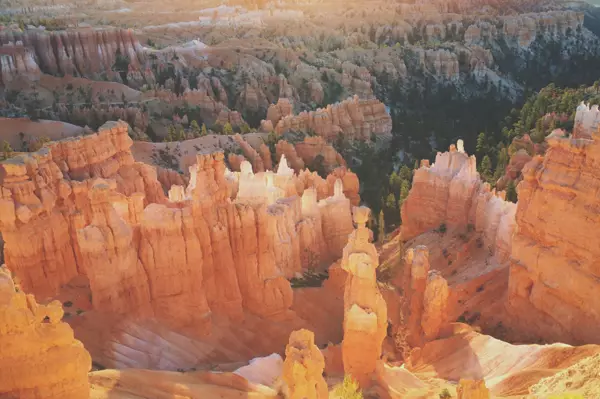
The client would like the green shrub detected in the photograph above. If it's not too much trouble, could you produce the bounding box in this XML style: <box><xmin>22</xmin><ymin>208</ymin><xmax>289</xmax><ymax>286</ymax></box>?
<box><xmin>439</xmin><ymin>388</ymin><xmax>452</xmax><ymax>399</ymax></box>
<box><xmin>332</xmin><ymin>375</ymin><xmax>363</xmax><ymax>399</ymax></box>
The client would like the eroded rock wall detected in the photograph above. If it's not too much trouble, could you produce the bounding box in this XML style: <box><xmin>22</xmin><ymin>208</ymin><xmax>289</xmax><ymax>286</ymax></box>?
<box><xmin>0</xmin><ymin>267</ymin><xmax>91</xmax><ymax>398</ymax></box>
<box><xmin>272</xmin><ymin>96</ymin><xmax>392</xmax><ymax>141</ymax></box>
<box><xmin>0</xmin><ymin>28</ymin><xmax>151</xmax><ymax>84</ymax></box>
<box><xmin>401</xmin><ymin>140</ymin><xmax>516</xmax><ymax>261</ymax></box>
<box><xmin>507</xmin><ymin>133</ymin><xmax>600</xmax><ymax>344</ymax></box>
<box><xmin>0</xmin><ymin>121</ymin><xmax>354</xmax><ymax>329</ymax></box>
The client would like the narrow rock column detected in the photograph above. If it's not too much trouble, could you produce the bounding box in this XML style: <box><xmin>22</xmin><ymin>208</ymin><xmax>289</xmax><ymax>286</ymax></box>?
<box><xmin>341</xmin><ymin>206</ymin><xmax>388</xmax><ymax>388</ymax></box>
<box><xmin>403</xmin><ymin>246</ymin><xmax>449</xmax><ymax>347</ymax></box>
<box><xmin>283</xmin><ymin>329</ymin><xmax>328</xmax><ymax>399</ymax></box>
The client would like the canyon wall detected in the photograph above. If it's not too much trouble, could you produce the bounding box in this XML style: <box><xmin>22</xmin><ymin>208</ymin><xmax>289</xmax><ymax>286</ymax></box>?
<box><xmin>0</xmin><ymin>28</ymin><xmax>151</xmax><ymax>84</ymax></box>
<box><xmin>0</xmin><ymin>267</ymin><xmax>91</xmax><ymax>398</ymax></box>
<box><xmin>0</xmin><ymin>121</ymin><xmax>355</xmax><ymax>329</ymax></box>
<box><xmin>401</xmin><ymin>140</ymin><xmax>516</xmax><ymax>261</ymax></box>
<box><xmin>267</xmin><ymin>96</ymin><xmax>392</xmax><ymax>141</ymax></box>
<box><xmin>507</xmin><ymin>132</ymin><xmax>600</xmax><ymax>344</ymax></box>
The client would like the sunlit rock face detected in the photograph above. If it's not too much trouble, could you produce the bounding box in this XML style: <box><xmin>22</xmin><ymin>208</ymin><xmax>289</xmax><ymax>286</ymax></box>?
<box><xmin>0</xmin><ymin>122</ymin><xmax>355</xmax><ymax>330</ymax></box>
<box><xmin>401</xmin><ymin>140</ymin><xmax>516</xmax><ymax>262</ymax></box>
<box><xmin>402</xmin><ymin>246</ymin><xmax>449</xmax><ymax>348</ymax></box>
<box><xmin>341</xmin><ymin>207</ymin><xmax>387</xmax><ymax>389</ymax></box>
<box><xmin>283</xmin><ymin>329</ymin><xmax>328</xmax><ymax>399</ymax></box>
<box><xmin>507</xmin><ymin>132</ymin><xmax>600</xmax><ymax>345</ymax></box>
<box><xmin>272</xmin><ymin>96</ymin><xmax>392</xmax><ymax>141</ymax></box>
<box><xmin>0</xmin><ymin>267</ymin><xmax>92</xmax><ymax>398</ymax></box>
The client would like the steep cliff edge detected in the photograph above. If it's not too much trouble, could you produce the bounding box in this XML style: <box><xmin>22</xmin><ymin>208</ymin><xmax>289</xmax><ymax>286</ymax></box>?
<box><xmin>0</xmin><ymin>267</ymin><xmax>91</xmax><ymax>398</ymax></box>
<box><xmin>401</xmin><ymin>140</ymin><xmax>516</xmax><ymax>262</ymax></box>
<box><xmin>507</xmin><ymin>131</ymin><xmax>600</xmax><ymax>344</ymax></box>
<box><xmin>0</xmin><ymin>121</ymin><xmax>355</xmax><ymax>329</ymax></box>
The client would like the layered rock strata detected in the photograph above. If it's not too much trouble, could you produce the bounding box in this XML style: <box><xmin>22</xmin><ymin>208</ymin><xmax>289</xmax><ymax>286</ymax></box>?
<box><xmin>0</xmin><ymin>121</ymin><xmax>355</xmax><ymax>329</ymax></box>
<box><xmin>282</xmin><ymin>329</ymin><xmax>328</xmax><ymax>399</ymax></box>
<box><xmin>270</xmin><ymin>96</ymin><xmax>392</xmax><ymax>141</ymax></box>
<box><xmin>341</xmin><ymin>206</ymin><xmax>387</xmax><ymax>388</ymax></box>
<box><xmin>0</xmin><ymin>267</ymin><xmax>91</xmax><ymax>398</ymax></box>
<box><xmin>401</xmin><ymin>141</ymin><xmax>517</xmax><ymax>261</ymax></box>
<box><xmin>507</xmin><ymin>132</ymin><xmax>600</xmax><ymax>344</ymax></box>
<box><xmin>0</xmin><ymin>28</ymin><xmax>151</xmax><ymax>83</ymax></box>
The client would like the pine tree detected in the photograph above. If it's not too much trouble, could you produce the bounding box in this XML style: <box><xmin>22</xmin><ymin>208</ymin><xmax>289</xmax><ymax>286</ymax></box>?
<box><xmin>223</xmin><ymin>122</ymin><xmax>234</xmax><ymax>135</ymax></box>
<box><xmin>178</xmin><ymin>127</ymin><xmax>186</xmax><ymax>141</ymax></box>
<box><xmin>413</xmin><ymin>159</ymin><xmax>420</xmax><ymax>170</ymax></box>
<box><xmin>494</xmin><ymin>147</ymin><xmax>509</xmax><ymax>181</ymax></box>
<box><xmin>399</xmin><ymin>180</ymin><xmax>410</xmax><ymax>202</ymax></box>
<box><xmin>476</xmin><ymin>132</ymin><xmax>487</xmax><ymax>155</ymax></box>
<box><xmin>378</xmin><ymin>211</ymin><xmax>385</xmax><ymax>244</ymax></box>
<box><xmin>201</xmin><ymin>123</ymin><xmax>208</xmax><ymax>136</ymax></box>
<box><xmin>166</xmin><ymin>125</ymin><xmax>176</xmax><ymax>142</ymax></box>
<box><xmin>399</xmin><ymin>165</ymin><xmax>412</xmax><ymax>182</ymax></box>
<box><xmin>190</xmin><ymin>120</ymin><xmax>200</xmax><ymax>137</ymax></box>
<box><xmin>389</xmin><ymin>172</ymin><xmax>401</xmax><ymax>195</ymax></box>
<box><xmin>479</xmin><ymin>155</ymin><xmax>492</xmax><ymax>183</ymax></box>
<box><xmin>240</xmin><ymin>122</ymin><xmax>251</xmax><ymax>134</ymax></box>
<box><xmin>2</xmin><ymin>141</ymin><xmax>13</xmax><ymax>160</ymax></box>
<box><xmin>505</xmin><ymin>180</ymin><xmax>518</xmax><ymax>203</ymax></box>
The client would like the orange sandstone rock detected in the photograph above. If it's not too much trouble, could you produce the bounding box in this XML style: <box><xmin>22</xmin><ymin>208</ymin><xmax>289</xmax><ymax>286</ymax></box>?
<box><xmin>507</xmin><ymin>132</ymin><xmax>600</xmax><ymax>344</ymax></box>
<box><xmin>0</xmin><ymin>267</ymin><xmax>91</xmax><ymax>398</ymax></box>
<box><xmin>274</xmin><ymin>96</ymin><xmax>392</xmax><ymax>141</ymax></box>
<box><xmin>457</xmin><ymin>379</ymin><xmax>491</xmax><ymax>399</ymax></box>
<box><xmin>403</xmin><ymin>247</ymin><xmax>449</xmax><ymax>347</ymax></box>
<box><xmin>341</xmin><ymin>206</ymin><xmax>387</xmax><ymax>388</ymax></box>
<box><xmin>283</xmin><ymin>329</ymin><xmax>328</xmax><ymax>399</ymax></box>
<box><xmin>401</xmin><ymin>140</ymin><xmax>516</xmax><ymax>260</ymax></box>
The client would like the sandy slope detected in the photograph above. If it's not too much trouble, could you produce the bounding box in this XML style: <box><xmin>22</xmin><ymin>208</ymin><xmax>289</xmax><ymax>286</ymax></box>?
<box><xmin>0</xmin><ymin>117</ymin><xmax>84</xmax><ymax>150</ymax></box>
<box><xmin>406</xmin><ymin>328</ymin><xmax>600</xmax><ymax>397</ymax></box>
<box><xmin>89</xmin><ymin>369</ymin><xmax>279</xmax><ymax>398</ymax></box>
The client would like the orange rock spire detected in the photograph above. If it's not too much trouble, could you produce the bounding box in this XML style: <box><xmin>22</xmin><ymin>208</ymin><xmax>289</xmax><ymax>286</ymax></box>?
<box><xmin>341</xmin><ymin>206</ymin><xmax>387</xmax><ymax>388</ymax></box>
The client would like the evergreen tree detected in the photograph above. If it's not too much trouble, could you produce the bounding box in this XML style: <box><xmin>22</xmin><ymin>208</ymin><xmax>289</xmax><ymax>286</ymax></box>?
<box><xmin>201</xmin><ymin>123</ymin><xmax>208</xmax><ymax>136</ymax></box>
<box><xmin>389</xmin><ymin>172</ymin><xmax>402</xmax><ymax>195</ymax></box>
<box><xmin>385</xmin><ymin>193</ymin><xmax>397</xmax><ymax>211</ymax></box>
<box><xmin>378</xmin><ymin>211</ymin><xmax>385</xmax><ymax>244</ymax></box>
<box><xmin>399</xmin><ymin>165</ymin><xmax>412</xmax><ymax>182</ymax></box>
<box><xmin>479</xmin><ymin>155</ymin><xmax>492</xmax><ymax>183</ymax></box>
<box><xmin>399</xmin><ymin>180</ymin><xmax>410</xmax><ymax>202</ymax></box>
<box><xmin>2</xmin><ymin>141</ymin><xmax>13</xmax><ymax>160</ymax></box>
<box><xmin>190</xmin><ymin>120</ymin><xmax>200</xmax><ymax>137</ymax></box>
<box><xmin>476</xmin><ymin>132</ymin><xmax>488</xmax><ymax>156</ymax></box>
<box><xmin>505</xmin><ymin>180</ymin><xmax>518</xmax><ymax>203</ymax></box>
<box><xmin>494</xmin><ymin>147</ymin><xmax>509</xmax><ymax>181</ymax></box>
<box><xmin>178</xmin><ymin>127</ymin><xmax>186</xmax><ymax>141</ymax></box>
<box><xmin>165</xmin><ymin>125</ymin><xmax>176</xmax><ymax>142</ymax></box>
<box><xmin>223</xmin><ymin>122</ymin><xmax>234</xmax><ymax>135</ymax></box>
